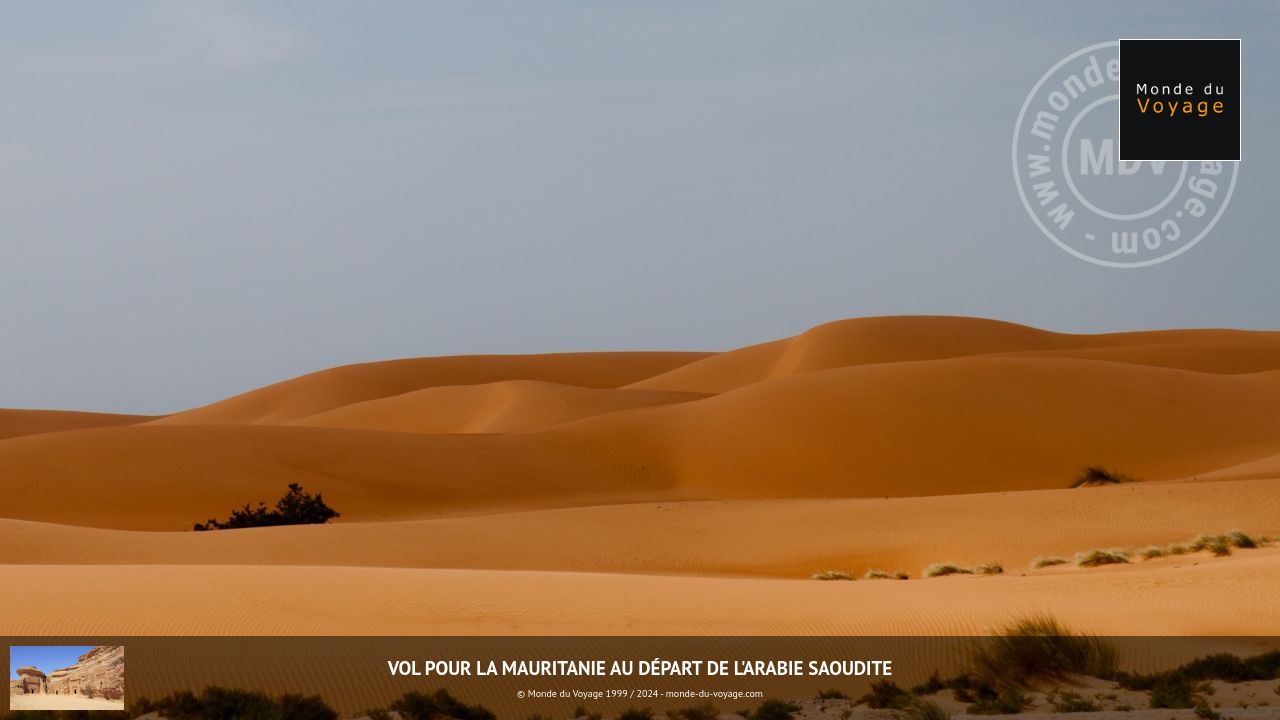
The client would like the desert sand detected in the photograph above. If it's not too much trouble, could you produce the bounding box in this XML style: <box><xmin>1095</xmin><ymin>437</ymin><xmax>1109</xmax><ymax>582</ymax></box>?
<box><xmin>9</xmin><ymin>693</ymin><xmax>125</xmax><ymax>711</ymax></box>
<box><xmin>2</xmin><ymin>316</ymin><xmax>1280</xmax><ymax>637</ymax></box>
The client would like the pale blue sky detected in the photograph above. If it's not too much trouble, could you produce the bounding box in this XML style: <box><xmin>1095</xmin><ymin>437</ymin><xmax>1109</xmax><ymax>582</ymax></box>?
<box><xmin>10</xmin><ymin>646</ymin><xmax>97</xmax><ymax>679</ymax></box>
<box><xmin>2</xmin><ymin>1</ymin><xmax>1277</xmax><ymax>414</ymax></box>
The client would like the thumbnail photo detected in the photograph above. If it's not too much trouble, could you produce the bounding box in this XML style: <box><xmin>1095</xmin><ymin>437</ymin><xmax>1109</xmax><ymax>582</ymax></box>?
<box><xmin>8</xmin><ymin>646</ymin><xmax>125</xmax><ymax>712</ymax></box>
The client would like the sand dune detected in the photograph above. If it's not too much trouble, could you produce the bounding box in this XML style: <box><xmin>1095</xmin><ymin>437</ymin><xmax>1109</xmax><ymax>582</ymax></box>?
<box><xmin>151</xmin><ymin>351</ymin><xmax>710</xmax><ymax>425</ymax></box>
<box><xmin>634</xmin><ymin>358</ymin><xmax>1280</xmax><ymax>498</ymax></box>
<box><xmin>3</xmin><ymin>552</ymin><xmax>1279</xmax><ymax>636</ymax></box>
<box><xmin>290</xmin><ymin>380</ymin><xmax>705</xmax><ymax>434</ymax></box>
<box><xmin>629</xmin><ymin>316</ymin><xmax>1280</xmax><ymax>393</ymax></box>
<box><xmin>4</xmin><ymin>357</ymin><xmax>1280</xmax><ymax>530</ymax></box>
<box><xmin>4</xmin><ymin>478</ymin><xmax>1277</xmax><ymax>578</ymax></box>
<box><xmin>0</xmin><ymin>423</ymin><xmax>674</xmax><ymax>530</ymax></box>
<box><xmin>0</xmin><ymin>408</ymin><xmax>152</xmax><ymax>441</ymax></box>
<box><xmin>4</xmin><ymin>316</ymin><xmax>1280</xmax><ymax>638</ymax></box>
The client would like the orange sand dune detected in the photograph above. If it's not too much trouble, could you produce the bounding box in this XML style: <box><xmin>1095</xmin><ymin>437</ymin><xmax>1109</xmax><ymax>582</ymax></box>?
<box><xmin>629</xmin><ymin>316</ymin><xmax>1280</xmax><ymax>393</ymax></box>
<box><xmin>0</xmin><ymin>408</ymin><xmax>153</xmax><ymax>441</ymax></box>
<box><xmin>3</xmin><ymin>552</ymin><xmax>1279</xmax><ymax>636</ymax></box>
<box><xmin>618</xmin><ymin>357</ymin><xmax>1280</xmax><ymax>499</ymax></box>
<box><xmin>991</xmin><ymin>340</ymin><xmax>1280</xmax><ymax>375</ymax></box>
<box><xmin>152</xmin><ymin>351</ymin><xmax>710</xmax><ymax>425</ymax></box>
<box><xmin>4</xmin><ymin>478</ymin><xmax>1277</xmax><ymax>578</ymax></box>
<box><xmin>290</xmin><ymin>380</ymin><xmax>705</xmax><ymax>434</ymax></box>
<box><xmin>5</xmin><ymin>357</ymin><xmax>1280</xmax><ymax>530</ymax></box>
<box><xmin>0</xmin><ymin>423</ymin><xmax>673</xmax><ymax>530</ymax></box>
<box><xmin>6</xmin><ymin>316</ymin><xmax>1280</xmax><ymax>639</ymax></box>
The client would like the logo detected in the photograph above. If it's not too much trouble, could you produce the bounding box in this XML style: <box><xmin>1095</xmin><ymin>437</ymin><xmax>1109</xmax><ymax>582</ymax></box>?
<box><xmin>1012</xmin><ymin>41</ymin><xmax>1237</xmax><ymax>268</ymax></box>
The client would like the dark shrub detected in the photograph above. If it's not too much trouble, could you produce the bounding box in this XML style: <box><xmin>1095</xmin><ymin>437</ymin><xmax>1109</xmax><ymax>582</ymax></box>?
<box><xmin>966</xmin><ymin>688</ymin><xmax>1028</xmax><ymax>715</ymax></box>
<box><xmin>1071</xmin><ymin>465</ymin><xmax>1134</xmax><ymax>487</ymax></box>
<box><xmin>392</xmin><ymin>689</ymin><xmax>496</xmax><ymax>720</ymax></box>
<box><xmin>667</xmin><ymin>703</ymin><xmax>718</xmax><ymax>720</ymax></box>
<box><xmin>194</xmin><ymin>483</ymin><xmax>340</xmax><ymax>531</ymax></box>
<box><xmin>617</xmin><ymin>707</ymin><xmax>654</xmax><ymax>720</ymax></box>
<box><xmin>970</xmin><ymin>615</ymin><xmax>1117</xmax><ymax>686</ymax></box>
<box><xmin>1149</xmin><ymin>675</ymin><xmax>1198</xmax><ymax>709</ymax></box>
<box><xmin>911</xmin><ymin>671</ymin><xmax>947</xmax><ymax>696</ymax></box>
<box><xmin>278</xmin><ymin>693</ymin><xmax>339</xmax><ymax>720</ymax></box>
<box><xmin>857</xmin><ymin>680</ymin><xmax>912</xmax><ymax>709</ymax></box>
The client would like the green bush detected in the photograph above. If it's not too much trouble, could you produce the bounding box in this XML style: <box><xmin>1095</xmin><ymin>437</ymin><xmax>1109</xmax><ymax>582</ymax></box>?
<box><xmin>810</xmin><ymin>569</ymin><xmax>853</xmax><ymax>581</ymax></box>
<box><xmin>194</xmin><ymin>483</ymin><xmax>340</xmax><ymax>531</ymax></box>
<box><xmin>1031</xmin><ymin>555</ymin><xmax>1068</xmax><ymax>569</ymax></box>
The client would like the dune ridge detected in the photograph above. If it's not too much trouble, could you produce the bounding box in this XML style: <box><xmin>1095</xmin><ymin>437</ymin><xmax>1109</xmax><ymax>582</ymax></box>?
<box><xmin>3</xmin><ymin>316</ymin><xmax>1280</xmax><ymax>636</ymax></box>
<box><xmin>0</xmin><ymin>408</ymin><xmax>154</xmax><ymax>441</ymax></box>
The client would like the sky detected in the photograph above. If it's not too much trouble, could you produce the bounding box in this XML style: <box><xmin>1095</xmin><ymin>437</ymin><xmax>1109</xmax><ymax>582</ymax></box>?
<box><xmin>10</xmin><ymin>646</ymin><xmax>97</xmax><ymax>679</ymax></box>
<box><xmin>2</xmin><ymin>1</ymin><xmax>1278</xmax><ymax>414</ymax></box>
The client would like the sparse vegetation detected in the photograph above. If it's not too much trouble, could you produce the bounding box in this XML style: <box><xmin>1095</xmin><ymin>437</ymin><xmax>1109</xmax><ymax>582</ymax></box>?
<box><xmin>923</xmin><ymin>562</ymin><xmax>973</xmax><ymax>578</ymax></box>
<box><xmin>815</xmin><ymin>689</ymin><xmax>848</xmax><ymax>700</ymax></box>
<box><xmin>910</xmin><ymin>672</ymin><xmax>947</xmax><ymax>696</ymax></box>
<box><xmin>810</xmin><ymin>569</ymin><xmax>854</xmax><ymax>581</ymax></box>
<box><xmin>1046</xmin><ymin>689</ymin><xmax>1102</xmax><ymax>712</ymax></box>
<box><xmin>194</xmin><ymin>483</ymin><xmax>340</xmax><ymax>531</ymax></box>
<box><xmin>1195</xmin><ymin>703</ymin><xmax>1224</xmax><ymax>719</ymax></box>
<box><xmin>130</xmin><ymin>686</ymin><xmax>339</xmax><ymax>720</ymax></box>
<box><xmin>1075</xmin><ymin>548</ymin><xmax>1130</xmax><ymax>567</ymax></box>
<box><xmin>862</xmin><ymin>568</ymin><xmax>909</xmax><ymax>580</ymax></box>
<box><xmin>750</xmin><ymin>699</ymin><xmax>800</xmax><ymax>720</ymax></box>
<box><xmin>666</xmin><ymin>703</ymin><xmax>717</xmax><ymax>720</ymax></box>
<box><xmin>975</xmin><ymin>562</ymin><xmax>1004</xmax><ymax>576</ymax></box>
<box><xmin>965</xmin><ymin>688</ymin><xmax>1028</xmax><ymax>715</ymax></box>
<box><xmin>617</xmin><ymin>707</ymin><xmax>654</xmax><ymax>720</ymax></box>
<box><xmin>856</xmin><ymin>680</ymin><xmax>912</xmax><ymax>710</ymax></box>
<box><xmin>392</xmin><ymin>690</ymin><xmax>496</xmax><ymax>720</ymax></box>
<box><xmin>903</xmin><ymin>698</ymin><xmax>952</xmax><ymax>720</ymax></box>
<box><xmin>1190</xmin><ymin>533</ymin><xmax>1233</xmax><ymax>556</ymax></box>
<box><xmin>1031</xmin><ymin>555</ymin><xmax>1068</xmax><ymax>569</ymax></box>
<box><xmin>1071</xmin><ymin>465</ymin><xmax>1134</xmax><ymax>488</ymax></box>
<box><xmin>970</xmin><ymin>615</ymin><xmax>1118</xmax><ymax>687</ymax></box>
<box><xmin>574</xmin><ymin>705</ymin><xmax>603</xmax><ymax>720</ymax></box>
<box><xmin>1139</xmin><ymin>544</ymin><xmax>1166</xmax><ymax>559</ymax></box>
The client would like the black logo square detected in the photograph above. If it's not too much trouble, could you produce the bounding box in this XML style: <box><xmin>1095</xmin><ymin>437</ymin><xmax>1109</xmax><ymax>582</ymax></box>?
<box><xmin>1119</xmin><ymin>39</ymin><xmax>1240</xmax><ymax>161</ymax></box>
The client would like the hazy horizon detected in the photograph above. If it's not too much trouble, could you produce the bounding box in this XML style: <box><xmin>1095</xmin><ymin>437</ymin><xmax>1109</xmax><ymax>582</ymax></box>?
<box><xmin>3</xmin><ymin>1</ymin><xmax>1277</xmax><ymax>414</ymax></box>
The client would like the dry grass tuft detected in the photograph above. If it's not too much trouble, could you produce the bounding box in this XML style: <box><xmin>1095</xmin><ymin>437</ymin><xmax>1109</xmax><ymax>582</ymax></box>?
<box><xmin>1075</xmin><ymin>548</ymin><xmax>1130</xmax><ymax>568</ymax></box>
